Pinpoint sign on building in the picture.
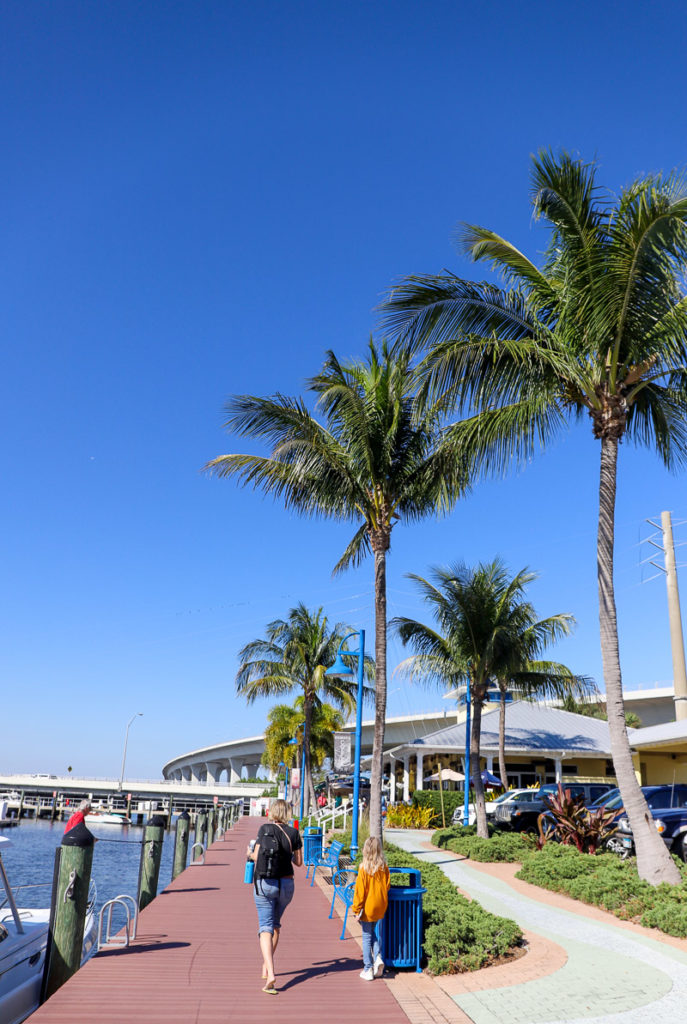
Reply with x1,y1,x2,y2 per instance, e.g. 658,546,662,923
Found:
334,731,352,770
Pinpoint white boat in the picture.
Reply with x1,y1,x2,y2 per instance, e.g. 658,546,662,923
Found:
85,811,131,826
0,836,96,1024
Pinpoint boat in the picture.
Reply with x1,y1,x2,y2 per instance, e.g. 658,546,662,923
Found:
84,810,131,825
0,836,96,1024
0,802,18,829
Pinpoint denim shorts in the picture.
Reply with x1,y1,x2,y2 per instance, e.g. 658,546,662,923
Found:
253,876,295,934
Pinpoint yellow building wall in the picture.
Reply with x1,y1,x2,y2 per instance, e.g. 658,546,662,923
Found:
638,753,687,786
562,757,611,780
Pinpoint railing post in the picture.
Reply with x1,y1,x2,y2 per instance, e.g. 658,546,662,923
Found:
137,821,164,912
172,810,190,880
42,827,94,1000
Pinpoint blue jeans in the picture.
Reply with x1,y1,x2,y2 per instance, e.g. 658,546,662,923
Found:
361,920,381,970
253,877,295,934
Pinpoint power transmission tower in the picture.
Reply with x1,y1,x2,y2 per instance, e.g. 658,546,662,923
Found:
644,511,687,721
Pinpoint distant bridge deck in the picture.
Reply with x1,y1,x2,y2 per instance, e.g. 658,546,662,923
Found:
27,818,410,1024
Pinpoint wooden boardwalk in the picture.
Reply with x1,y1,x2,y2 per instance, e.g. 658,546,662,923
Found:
28,818,410,1024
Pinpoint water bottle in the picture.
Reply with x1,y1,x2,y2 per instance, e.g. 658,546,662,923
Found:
244,839,256,883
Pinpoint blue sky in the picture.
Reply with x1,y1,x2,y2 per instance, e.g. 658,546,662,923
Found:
2,1,687,780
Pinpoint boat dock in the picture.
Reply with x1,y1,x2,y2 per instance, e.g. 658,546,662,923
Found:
26,817,410,1024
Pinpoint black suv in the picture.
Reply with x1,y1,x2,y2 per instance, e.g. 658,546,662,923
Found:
615,785,687,860
494,782,615,833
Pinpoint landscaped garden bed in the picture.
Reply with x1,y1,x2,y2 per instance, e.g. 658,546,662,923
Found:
332,826,524,973
430,825,687,939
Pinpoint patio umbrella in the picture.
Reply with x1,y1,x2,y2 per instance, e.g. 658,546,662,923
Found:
470,769,503,788
423,768,465,782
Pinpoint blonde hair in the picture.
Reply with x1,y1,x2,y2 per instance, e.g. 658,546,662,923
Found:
269,799,290,824
361,836,386,876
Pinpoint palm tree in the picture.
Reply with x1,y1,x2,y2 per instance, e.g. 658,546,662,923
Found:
235,604,373,815
392,559,579,835
206,340,470,840
262,697,346,802
383,151,687,883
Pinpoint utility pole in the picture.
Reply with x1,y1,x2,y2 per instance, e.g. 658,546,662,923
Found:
646,511,687,721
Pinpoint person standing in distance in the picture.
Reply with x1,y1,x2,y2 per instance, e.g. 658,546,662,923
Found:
246,799,302,994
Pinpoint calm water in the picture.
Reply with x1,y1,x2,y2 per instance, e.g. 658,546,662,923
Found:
0,818,177,916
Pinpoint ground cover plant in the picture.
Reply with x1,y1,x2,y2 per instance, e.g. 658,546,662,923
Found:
333,827,524,972
517,844,687,937
437,830,532,863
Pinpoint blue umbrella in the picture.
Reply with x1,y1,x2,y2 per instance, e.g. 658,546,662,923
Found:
470,769,503,788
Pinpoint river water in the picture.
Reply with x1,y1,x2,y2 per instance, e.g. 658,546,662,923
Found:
1,818,177,917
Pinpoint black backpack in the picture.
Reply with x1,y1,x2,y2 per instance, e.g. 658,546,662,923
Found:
255,824,292,879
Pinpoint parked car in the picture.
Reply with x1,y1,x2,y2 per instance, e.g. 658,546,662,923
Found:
495,782,615,833
450,803,476,826
485,789,531,817
614,785,687,859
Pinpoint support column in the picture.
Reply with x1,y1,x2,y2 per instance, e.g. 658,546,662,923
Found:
190,763,202,784
181,766,192,782
228,759,241,784
416,752,424,791
402,755,410,802
554,757,563,782
205,761,223,784
389,758,397,803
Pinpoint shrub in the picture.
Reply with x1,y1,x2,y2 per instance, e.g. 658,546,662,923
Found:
413,789,465,822
385,804,438,829
538,784,619,854
424,902,523,973
444,832,531,863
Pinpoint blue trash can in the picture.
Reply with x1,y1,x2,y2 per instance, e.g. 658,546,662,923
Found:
302,828,323,867
381,867,425,972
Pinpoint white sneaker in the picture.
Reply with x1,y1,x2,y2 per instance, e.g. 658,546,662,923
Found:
373,956,384,978
359,968,374,981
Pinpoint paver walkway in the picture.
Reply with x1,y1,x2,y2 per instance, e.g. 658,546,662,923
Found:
27,818,408,1023
388,829,687,1024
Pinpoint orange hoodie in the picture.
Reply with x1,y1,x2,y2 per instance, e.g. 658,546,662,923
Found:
352,864,390,923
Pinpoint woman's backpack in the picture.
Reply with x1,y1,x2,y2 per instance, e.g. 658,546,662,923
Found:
255,824,292,879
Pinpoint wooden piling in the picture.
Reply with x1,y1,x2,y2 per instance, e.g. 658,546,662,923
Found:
207,809,215,847
194,812,207,861
172,812,190,880
137,822,164,912
18,790,25,820
42,834,94,1000
166,794,175,830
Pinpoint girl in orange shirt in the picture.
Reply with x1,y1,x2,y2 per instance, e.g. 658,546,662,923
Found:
353,836,390,980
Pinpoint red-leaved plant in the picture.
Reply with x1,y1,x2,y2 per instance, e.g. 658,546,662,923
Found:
537,784,619,854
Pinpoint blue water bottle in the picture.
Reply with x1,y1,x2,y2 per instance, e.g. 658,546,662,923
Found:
244,840,256,883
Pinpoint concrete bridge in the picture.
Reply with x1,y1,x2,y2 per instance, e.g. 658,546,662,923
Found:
161,710,455,784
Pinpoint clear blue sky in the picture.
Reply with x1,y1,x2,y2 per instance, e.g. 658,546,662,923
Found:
2,1,687,780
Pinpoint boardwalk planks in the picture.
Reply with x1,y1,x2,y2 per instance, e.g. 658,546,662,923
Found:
27,818,409,1023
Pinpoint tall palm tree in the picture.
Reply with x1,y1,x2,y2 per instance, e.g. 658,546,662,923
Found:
206,340,470,840
383,151,687,883
235,604,373,815
262,697,347,800
394,558,575,837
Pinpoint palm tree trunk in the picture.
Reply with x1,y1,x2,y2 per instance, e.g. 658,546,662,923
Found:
597,436,680,884
303,699,314,819
498,689,509,791
471,698,488,838
369,545,388,844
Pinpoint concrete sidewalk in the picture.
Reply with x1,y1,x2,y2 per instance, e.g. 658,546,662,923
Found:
385,829,687,1024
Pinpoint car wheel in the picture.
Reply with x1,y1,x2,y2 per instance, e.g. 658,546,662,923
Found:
604,835,624,856
675,833,687,863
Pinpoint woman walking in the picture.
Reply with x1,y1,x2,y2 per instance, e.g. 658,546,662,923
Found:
353,836,390,980
246,799,303,994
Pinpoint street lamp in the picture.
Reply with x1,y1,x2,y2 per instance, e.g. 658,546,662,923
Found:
326,629,365,859
119,713,143,791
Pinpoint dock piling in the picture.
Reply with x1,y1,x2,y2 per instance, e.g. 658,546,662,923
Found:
42,830,94,1001
137,821,164,912
172,811,190,880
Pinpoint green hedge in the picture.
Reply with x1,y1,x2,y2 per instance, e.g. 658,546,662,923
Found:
444,833,531,863
516,843,687,937
413,789,466,821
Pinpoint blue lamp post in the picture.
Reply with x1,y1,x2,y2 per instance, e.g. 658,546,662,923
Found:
326,629,365,859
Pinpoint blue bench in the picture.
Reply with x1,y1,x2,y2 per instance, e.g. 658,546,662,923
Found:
308,839,344,886
328,867,358,938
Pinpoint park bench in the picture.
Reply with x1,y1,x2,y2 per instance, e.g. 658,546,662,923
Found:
328,866,358,938
308,839,344,886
